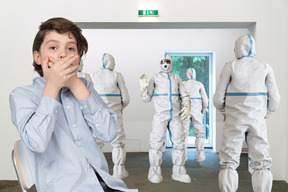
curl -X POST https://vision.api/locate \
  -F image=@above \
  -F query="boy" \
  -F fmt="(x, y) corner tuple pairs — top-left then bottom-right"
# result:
(213, 34), (280, 192)
(9, 17), (137, 192)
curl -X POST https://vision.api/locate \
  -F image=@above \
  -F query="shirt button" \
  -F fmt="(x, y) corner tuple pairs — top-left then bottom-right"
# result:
(96, 123), (100, 127)
(84, 105), (88, 109)
(80, 106), (83, 109)
(92, 177), (96, 180)
(72, 124), (76, 128)
(66, 106), (70, 110)
(77, 142), (81, 146)
(51, 129), (54, 132)
(54, 109), (58, 113)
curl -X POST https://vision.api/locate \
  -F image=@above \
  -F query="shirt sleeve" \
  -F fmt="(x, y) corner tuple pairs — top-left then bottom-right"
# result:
(9, 89), (61, 153)
(77, 81), (118, 142)
(213, 62), (232, 110)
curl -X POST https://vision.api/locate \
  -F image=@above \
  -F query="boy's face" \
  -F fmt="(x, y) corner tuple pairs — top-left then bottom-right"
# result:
(34, 30), (79, 67)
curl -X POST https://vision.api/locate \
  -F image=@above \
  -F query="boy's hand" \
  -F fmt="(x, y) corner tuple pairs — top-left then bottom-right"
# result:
(43, 55), (79, 89)
(47, 55), (90, 100)
(42, 55), (79, 99)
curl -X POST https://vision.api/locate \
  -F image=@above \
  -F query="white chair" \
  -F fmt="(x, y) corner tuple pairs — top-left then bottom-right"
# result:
(12, 140), (35, 192)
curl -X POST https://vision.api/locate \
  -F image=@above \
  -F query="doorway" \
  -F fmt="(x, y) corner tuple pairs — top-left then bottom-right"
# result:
(165, 51), (215, 148)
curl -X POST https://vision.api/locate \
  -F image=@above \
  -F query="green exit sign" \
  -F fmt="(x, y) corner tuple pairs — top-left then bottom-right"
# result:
(138, 10), (158, 17)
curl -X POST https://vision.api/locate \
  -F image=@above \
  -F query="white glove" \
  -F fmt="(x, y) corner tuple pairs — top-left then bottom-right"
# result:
(264, 110), (272, 119)
(180, 100), (191, 121)
(139, 73), (149, 91)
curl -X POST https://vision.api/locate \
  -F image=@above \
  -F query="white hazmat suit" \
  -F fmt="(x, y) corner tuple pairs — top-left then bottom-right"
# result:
(213, 34), (280, 192)
(183, 68), (208, 162)
(77, 59), (93, 85)
(91, 53), (130, 180)
(139, 55), (191, 184)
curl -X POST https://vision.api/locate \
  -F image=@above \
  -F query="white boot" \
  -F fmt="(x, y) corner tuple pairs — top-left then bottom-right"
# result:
(113, 165), (129, 180)
(252, 169), (273, 192)
(218, 169), (238, 192)
(148, 166), (163, 183)
(195, 138), (206, 161)
(195, 150), (206, 162)
(171, 165), (191, 183)
(112, 147), (129, 179)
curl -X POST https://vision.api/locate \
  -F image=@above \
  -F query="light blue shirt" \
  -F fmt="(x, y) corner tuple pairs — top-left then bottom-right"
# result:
(10, 77), (137, 192)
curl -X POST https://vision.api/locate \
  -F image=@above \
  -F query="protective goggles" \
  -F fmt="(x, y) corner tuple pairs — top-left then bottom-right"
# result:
(160, 59), (171, 64)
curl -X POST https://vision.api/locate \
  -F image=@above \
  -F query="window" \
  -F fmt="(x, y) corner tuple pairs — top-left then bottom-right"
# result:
(165, 51), (215, 148)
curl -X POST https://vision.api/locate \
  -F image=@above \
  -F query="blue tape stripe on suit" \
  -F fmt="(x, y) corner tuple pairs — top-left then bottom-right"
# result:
(99, 94), (121, 97)
(152, 94), (180, 96)
(225, 92), (268, 96)
(190, 97), (202, 100)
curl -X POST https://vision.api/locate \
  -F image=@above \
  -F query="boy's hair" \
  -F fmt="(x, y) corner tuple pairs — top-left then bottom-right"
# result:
(32, 17), (88, 76)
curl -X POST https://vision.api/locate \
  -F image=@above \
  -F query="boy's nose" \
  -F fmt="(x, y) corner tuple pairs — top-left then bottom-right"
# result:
(59, 50), (67, 58)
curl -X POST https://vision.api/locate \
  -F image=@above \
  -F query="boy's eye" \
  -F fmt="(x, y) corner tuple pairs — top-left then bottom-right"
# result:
(49, 46), (56, 50)
(68, 47), (75, 51)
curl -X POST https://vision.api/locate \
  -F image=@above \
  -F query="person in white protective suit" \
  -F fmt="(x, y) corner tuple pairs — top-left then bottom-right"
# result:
(91, 53), (130, 180)
(213, 34), (280, 192)
(139, 54), (191, 184)
(182, 68), (208, 162)
(77, 59), (94, 85)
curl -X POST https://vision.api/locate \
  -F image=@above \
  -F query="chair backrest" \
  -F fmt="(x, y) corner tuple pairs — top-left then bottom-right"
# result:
(12, 140), (35, 192)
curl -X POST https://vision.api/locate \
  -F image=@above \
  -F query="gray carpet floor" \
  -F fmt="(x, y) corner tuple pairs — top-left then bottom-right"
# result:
(1, 148), (288, 191)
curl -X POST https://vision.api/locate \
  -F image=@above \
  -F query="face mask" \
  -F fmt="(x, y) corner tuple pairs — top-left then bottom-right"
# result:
(160, 59), (172, 72)
(161, 63), (170, 72)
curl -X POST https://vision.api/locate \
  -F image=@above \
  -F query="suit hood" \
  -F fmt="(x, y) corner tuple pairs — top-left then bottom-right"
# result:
(234, 34), (256, 59)
(186, 67), (196, 80)
(102, 53), (115, 71)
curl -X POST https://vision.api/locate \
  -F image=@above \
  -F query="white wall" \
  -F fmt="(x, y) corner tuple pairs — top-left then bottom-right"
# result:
(0, 0), (287, 182)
